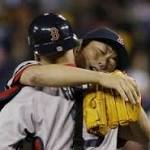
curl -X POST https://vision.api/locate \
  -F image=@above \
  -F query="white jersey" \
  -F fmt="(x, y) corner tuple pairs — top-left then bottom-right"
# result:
(0, 61), (75, 150)
(83, 122), (118, 150)
(0, 61), (123, 150)
(0, 86), (75, 150)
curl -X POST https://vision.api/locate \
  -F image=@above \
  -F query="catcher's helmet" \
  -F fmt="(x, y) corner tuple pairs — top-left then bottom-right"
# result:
(28, 13), (79, 55)
(82, 27), (129, 70)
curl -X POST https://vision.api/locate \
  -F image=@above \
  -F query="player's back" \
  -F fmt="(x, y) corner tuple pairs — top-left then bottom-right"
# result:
(0, 86), (75, 150)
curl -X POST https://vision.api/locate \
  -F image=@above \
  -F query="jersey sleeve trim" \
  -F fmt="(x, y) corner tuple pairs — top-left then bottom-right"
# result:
(6, 61), (39, 89)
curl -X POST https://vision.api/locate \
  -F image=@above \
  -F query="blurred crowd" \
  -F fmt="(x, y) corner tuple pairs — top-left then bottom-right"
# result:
(0, 0), (149, 149)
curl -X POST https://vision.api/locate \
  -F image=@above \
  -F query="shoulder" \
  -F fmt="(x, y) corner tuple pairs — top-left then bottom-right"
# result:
(12, 60), (39, 76)
(6, 60), (39, 88)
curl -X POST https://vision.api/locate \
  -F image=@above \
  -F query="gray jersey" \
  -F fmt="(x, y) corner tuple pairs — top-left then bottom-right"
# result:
(0, 61), (120, 150)
(83, 122), (118, 150)
(0, 86), (75, 150)
(0, 61), (75, 150)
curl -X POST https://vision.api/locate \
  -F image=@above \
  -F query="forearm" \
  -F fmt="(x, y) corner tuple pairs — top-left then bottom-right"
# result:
(130, 107), (150, 144)
(20, 64), (101, 87)
(19, 64), (140, 104)
(118, 107), (150, 145)
(139, 108), (150, 138)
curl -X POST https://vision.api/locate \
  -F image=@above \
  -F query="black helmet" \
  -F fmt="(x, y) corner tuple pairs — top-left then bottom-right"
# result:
(28, 13), (79, 55)
(82, 27), (129, 70)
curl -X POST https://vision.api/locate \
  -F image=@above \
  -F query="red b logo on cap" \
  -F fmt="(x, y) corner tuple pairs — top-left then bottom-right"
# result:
(117, 35), (124, 46)
(50, 27), (60, 41)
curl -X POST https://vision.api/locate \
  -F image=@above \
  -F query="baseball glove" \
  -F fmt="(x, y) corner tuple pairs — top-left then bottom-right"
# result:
(83, 71), (141, 136)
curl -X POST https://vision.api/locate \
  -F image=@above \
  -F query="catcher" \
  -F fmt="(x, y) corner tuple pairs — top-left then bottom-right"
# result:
(0, 14), (148, 150)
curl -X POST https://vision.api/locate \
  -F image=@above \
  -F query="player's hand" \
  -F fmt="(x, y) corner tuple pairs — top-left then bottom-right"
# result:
(98, 71), (141, 104)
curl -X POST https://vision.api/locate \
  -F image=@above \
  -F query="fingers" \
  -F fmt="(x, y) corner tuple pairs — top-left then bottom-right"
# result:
(128, 77), (141, 97)
(117, 75), (140, 104)
(117, 87), (129, 102)
(99, 72), (141, 104)
(120, 80), (137, 104)
(124, 76), (141, 103)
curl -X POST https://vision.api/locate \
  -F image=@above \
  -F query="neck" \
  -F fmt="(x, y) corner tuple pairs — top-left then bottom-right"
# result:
(39, 49), (75, 65)
(56, 50), (75, 64)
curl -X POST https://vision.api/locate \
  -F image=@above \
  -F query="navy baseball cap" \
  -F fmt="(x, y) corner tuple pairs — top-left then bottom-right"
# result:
(82, 27), (129, 70)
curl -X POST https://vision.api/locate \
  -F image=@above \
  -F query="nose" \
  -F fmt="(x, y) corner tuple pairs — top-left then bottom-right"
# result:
(98, 59), (107, 70)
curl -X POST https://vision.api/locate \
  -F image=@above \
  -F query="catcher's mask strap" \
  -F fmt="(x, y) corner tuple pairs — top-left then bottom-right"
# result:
(73, 87), (84, 149)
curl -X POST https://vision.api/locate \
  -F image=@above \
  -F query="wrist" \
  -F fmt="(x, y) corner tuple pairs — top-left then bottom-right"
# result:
(94, 71), (107, 85)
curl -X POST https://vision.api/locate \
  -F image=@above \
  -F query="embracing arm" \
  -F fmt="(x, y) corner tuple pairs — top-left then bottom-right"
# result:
(20, 64), (139, 103)
(20, 64), (102, 87)
(118, 107), (150, 145)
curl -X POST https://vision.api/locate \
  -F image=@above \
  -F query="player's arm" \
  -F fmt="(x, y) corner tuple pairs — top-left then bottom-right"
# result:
(118, 107), (150, 144)
(20, 64), (104, 86)
(19, 64), (139, 103)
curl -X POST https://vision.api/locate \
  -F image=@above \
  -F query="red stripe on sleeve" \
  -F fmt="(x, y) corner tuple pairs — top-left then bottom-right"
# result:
(12, 64), (39, 86)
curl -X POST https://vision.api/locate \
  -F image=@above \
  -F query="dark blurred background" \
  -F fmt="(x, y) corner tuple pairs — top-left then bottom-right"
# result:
(0, 0), (149, 149)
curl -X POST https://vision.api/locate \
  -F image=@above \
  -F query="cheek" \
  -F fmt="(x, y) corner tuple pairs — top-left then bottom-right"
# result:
(82, 51), (96, 64)
(75, 52), (91, 69)
(86, 55), (99, 68)
(107, 59), (117, 71)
